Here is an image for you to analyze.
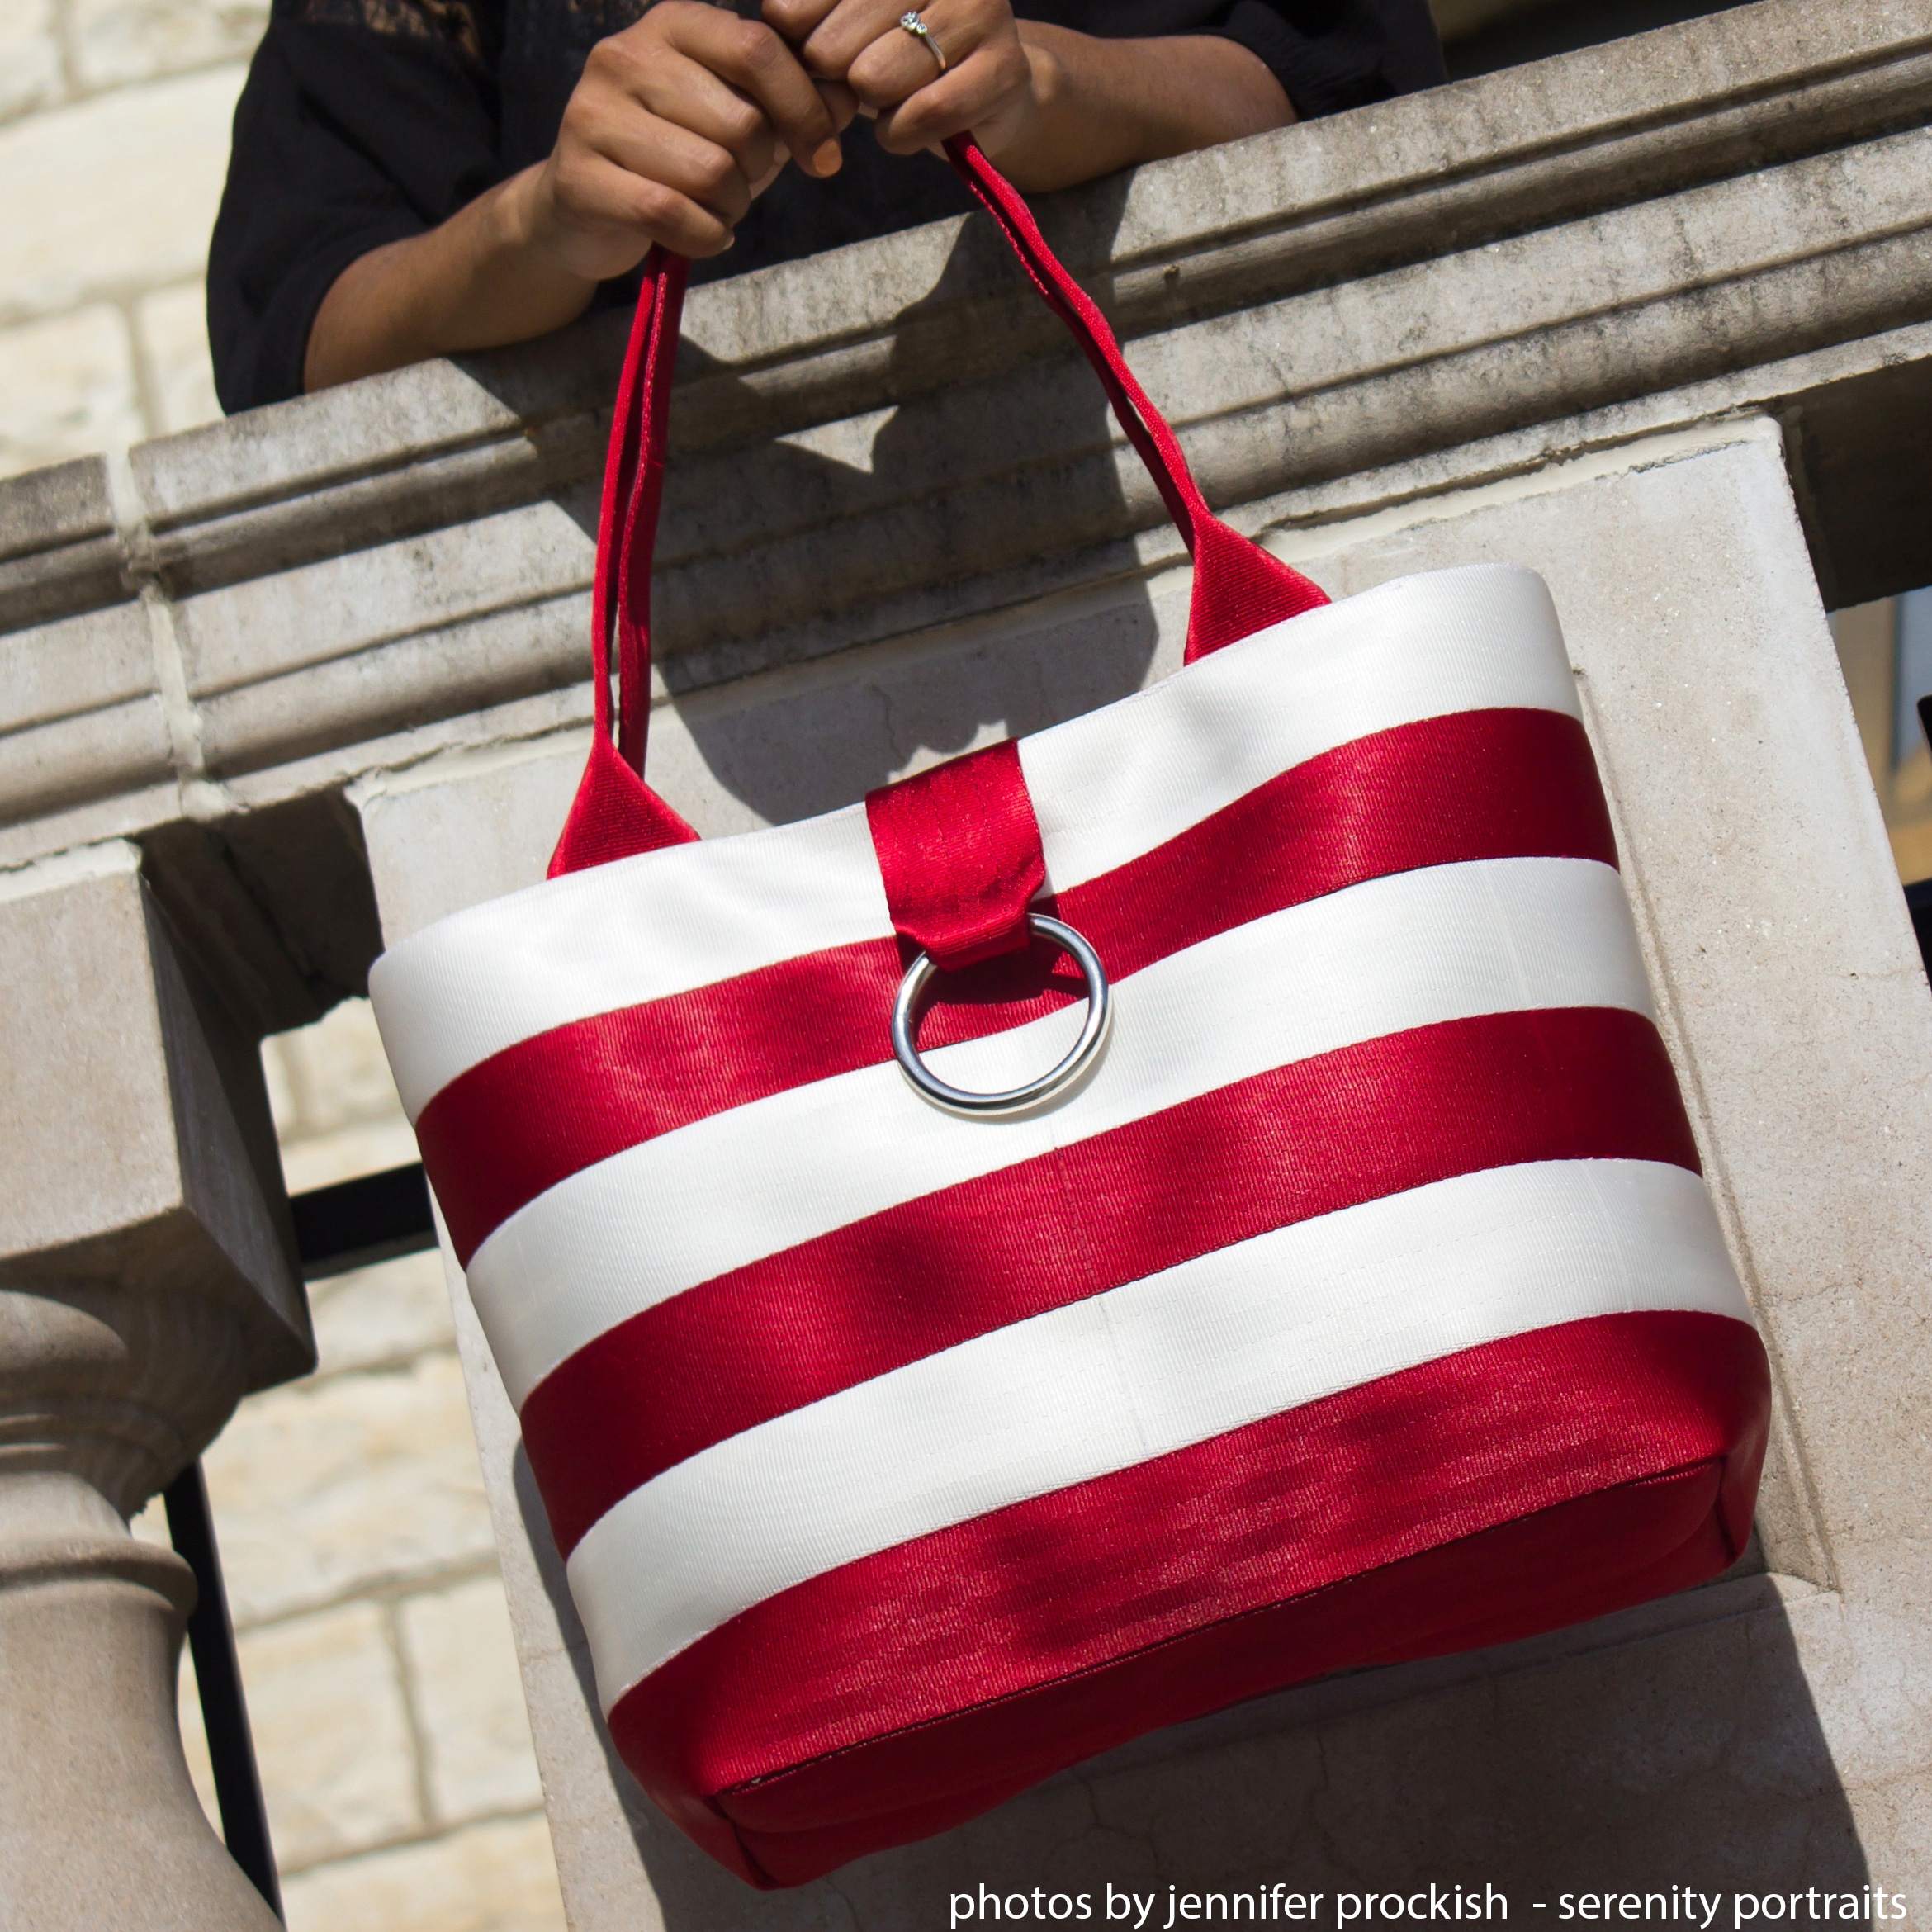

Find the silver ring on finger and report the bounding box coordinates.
[898,9,946,73]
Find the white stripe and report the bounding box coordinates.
[372,804,888,1122]
[371,565,1578,1116]
[568,1157,1750,1711]
[471,856,1650,1408]
[1019,563,1575,891]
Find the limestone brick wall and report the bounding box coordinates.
[0,0,258,472]
[1834,595,1932,883]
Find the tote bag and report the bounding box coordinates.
[369,137,1771,1888]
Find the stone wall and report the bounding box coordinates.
[0,0,258,474]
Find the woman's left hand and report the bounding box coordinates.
[760,0,1041,159]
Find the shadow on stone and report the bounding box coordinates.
[660,185,1161,824]
[451,171,1163,827]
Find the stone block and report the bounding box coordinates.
[173,1635,224,1831]
[0,604,173,823]
[0,0,64,122]
[0,455,133,646]
[1,598,154,738]
[310,1249,455,1378]
[231,1599,420,1870]
[70,0,268,91]
[0,1473,280,1931]
[202,1349,495,1626]
[175,501,594,700]
[125,1498,228,1835]
[278,1812,566,1932]
[198,590,591,782]
[358,734,588,944]
[0,305,143,477]
[0,688,176,822]
[0,451,113,565]
[130,352,537,552]
[397,1574,546,1825]
[0,66,245,327]
[0,842,310,1400]
[135,278,223,436]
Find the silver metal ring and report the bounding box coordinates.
[897,8,946,73]
[891,913,1110,1116]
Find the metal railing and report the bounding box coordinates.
[164,1162,438,1918]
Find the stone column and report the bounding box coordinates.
[0,841,313,1930]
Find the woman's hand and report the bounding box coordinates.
[761,0,1036,160]
[526,0,856,273]
[758,0,1294,192]
[306,0,859,389]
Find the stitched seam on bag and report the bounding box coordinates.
[701,1791,785,1888]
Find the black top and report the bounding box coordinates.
[208,0,1445,414]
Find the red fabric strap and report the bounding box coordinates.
[864,739,1045,968]
[549,245,698,878]
[550,149,1331,877]
[941,135,1329,661]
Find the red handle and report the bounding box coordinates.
[550,139,1328,879]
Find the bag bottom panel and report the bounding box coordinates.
[608,1311,1769,1887]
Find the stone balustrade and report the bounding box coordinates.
[2,0,1930,1923]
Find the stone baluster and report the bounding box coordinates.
[0,841,314,1930]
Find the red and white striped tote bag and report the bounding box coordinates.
[369,139,1770,1889]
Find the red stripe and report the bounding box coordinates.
[424,708,1617,1264]
[607,1309,1769,1886]
[521,1006,1697,1557]
[732,1464,1735,1888]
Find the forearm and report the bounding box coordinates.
[305,168,598,392]
[989,26,1295,193]
[307,5,851,393]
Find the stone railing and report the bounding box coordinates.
[3,0,1931,1922]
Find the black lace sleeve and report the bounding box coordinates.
[207,0,508,413]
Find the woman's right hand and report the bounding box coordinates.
[519,0,855,277]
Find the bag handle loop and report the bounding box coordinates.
[551,136,1328,878]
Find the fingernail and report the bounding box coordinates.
[812,138,842,174]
